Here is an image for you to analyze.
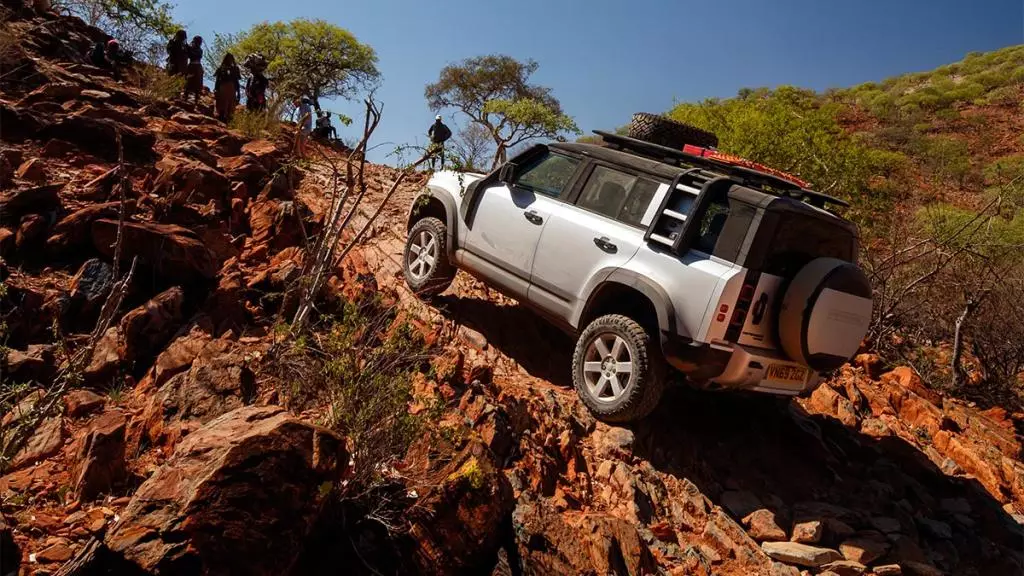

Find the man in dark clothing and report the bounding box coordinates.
[314,111,338,141]
[89,39,130,80]
[244,53,269,112]
[166,30,188,76]
[427,115,452,170]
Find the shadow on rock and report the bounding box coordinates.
[433,294,575,388]
[632,388,1024,575]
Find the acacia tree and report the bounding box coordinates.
[206,19,379,107]
[449,123,492,172]
[425,55,579,168]
[52,0,178,61]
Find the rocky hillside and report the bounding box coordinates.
[1,3,1023,576]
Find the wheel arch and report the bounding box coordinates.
[574,270,676,338]
[408,187,458,256]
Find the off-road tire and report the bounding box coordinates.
[403,217,456,298]
[572,314,666,423]
[628,112,719,149]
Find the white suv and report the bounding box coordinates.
[403,125,873,423]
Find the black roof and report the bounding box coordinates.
[551,141,688,180]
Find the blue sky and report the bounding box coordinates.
[173,0,1024,164]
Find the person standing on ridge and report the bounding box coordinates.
[183,36,204,105]
[166,30,188,77]
[244,53,269,112]
[214,53,241,123]
[427,114,451,170]
[295,97,313,158]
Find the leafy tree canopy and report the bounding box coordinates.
[54,0,178,60]
[207,19,379,104]
[425,55,579,168]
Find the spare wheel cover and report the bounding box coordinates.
[778,257,872,372]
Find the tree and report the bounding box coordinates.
[53,0,178,61]
[205,19,379,106]
[425,55,579,168]
[449,123,492,173]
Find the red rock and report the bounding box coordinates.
[0,183,61,219]
[152,156,231,207]
[36,540,73,563]
[743,509,787,542]
[71,410,127,501]
[1,390,43,428]
[853,353,883,379]
[882,367,942,406]
[4,344,56,385]
[247,198,310,256]
[806,383,860,427]
[43,109,154,162]
[64,389,105,417]
[117,286,184,362]
[15,213,48,252]
[762,541,842,568]
[11,417,63,470]
[47,201,130,256]
[79,166,122,201]
[105,406,349,575]
[839,537,890,564]
[240,139,282,167]
[83,326,122,385]
[0,227,12,256]
[40,138,77,158]
[91,219,218,279]
[791,520,823,544]
[15,158,46,182]
[219,154,268,190]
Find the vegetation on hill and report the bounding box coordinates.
[665,45,1024,408]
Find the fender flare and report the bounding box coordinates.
[409,187,459,258]
[573,268,677,337]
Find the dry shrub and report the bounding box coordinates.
[136,67,185,103]
[229,96,287,138]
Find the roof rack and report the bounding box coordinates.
[593,130,850,209]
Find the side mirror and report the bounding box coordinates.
[498,162,517,184]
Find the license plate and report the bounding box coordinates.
[766,364,808,385]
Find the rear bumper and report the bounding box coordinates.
[663,335,820,396]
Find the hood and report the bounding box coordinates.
[428,170,486,196]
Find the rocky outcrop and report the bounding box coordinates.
[91,219,218,279]
[71,410,127,501]
[103,406,349,575]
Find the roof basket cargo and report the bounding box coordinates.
[594,130,850,210]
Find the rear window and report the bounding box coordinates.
[762,215,856,275]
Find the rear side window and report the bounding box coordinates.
[577,165,661,227]
[514,153,580,199]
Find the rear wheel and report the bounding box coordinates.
[572,314,666,423]
[628,112,719,149]
[403,217,455,298]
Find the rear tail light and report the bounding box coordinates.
[725,276,759,341]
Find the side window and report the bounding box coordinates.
[577,165,662,227]
[695,200,730,254]
[514,153,580,199]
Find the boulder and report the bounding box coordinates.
[15,213,48,253]
[79,166,123,201]
[64,389,105,417]
[71,410,127,501]
[791,519,823,544]
[4,344,56,385]
[47,202,129,256]
[219,154,268,190]
[744,509,788,542]
[595,425,635,459]
[511,502,658,576]
[40,138,78,158]
[83,326,122,385]
[11,416,64,470]
[42,109,154,162]
[117,286,184,363]
[247,198,311,257]
[839,537,891,564]
[0,183,61,222]
[821,560,867,576]
[0,103,46,142]
[139,345,256,449]
[882,367,941,406]
[152,156,231,207]
[404,441,515,574]
[241,139,283,168]
[69,258,114,318]
[104,406,349,575]
[875,565,903,576]
[0,228,12,257]
[761,541,842,568]
[806,383,860,427]
[17,82,82,106]
[15,157,47,182]
[91,219,218,279]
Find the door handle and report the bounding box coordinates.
[593,236,618,253]
[524,210,543,225]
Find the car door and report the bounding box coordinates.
[461,151,582,295]
[529,164,665,321]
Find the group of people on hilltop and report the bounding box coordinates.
[164,31,268,123]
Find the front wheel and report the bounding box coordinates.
[572,314,666,423]
[403,217,456,298]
